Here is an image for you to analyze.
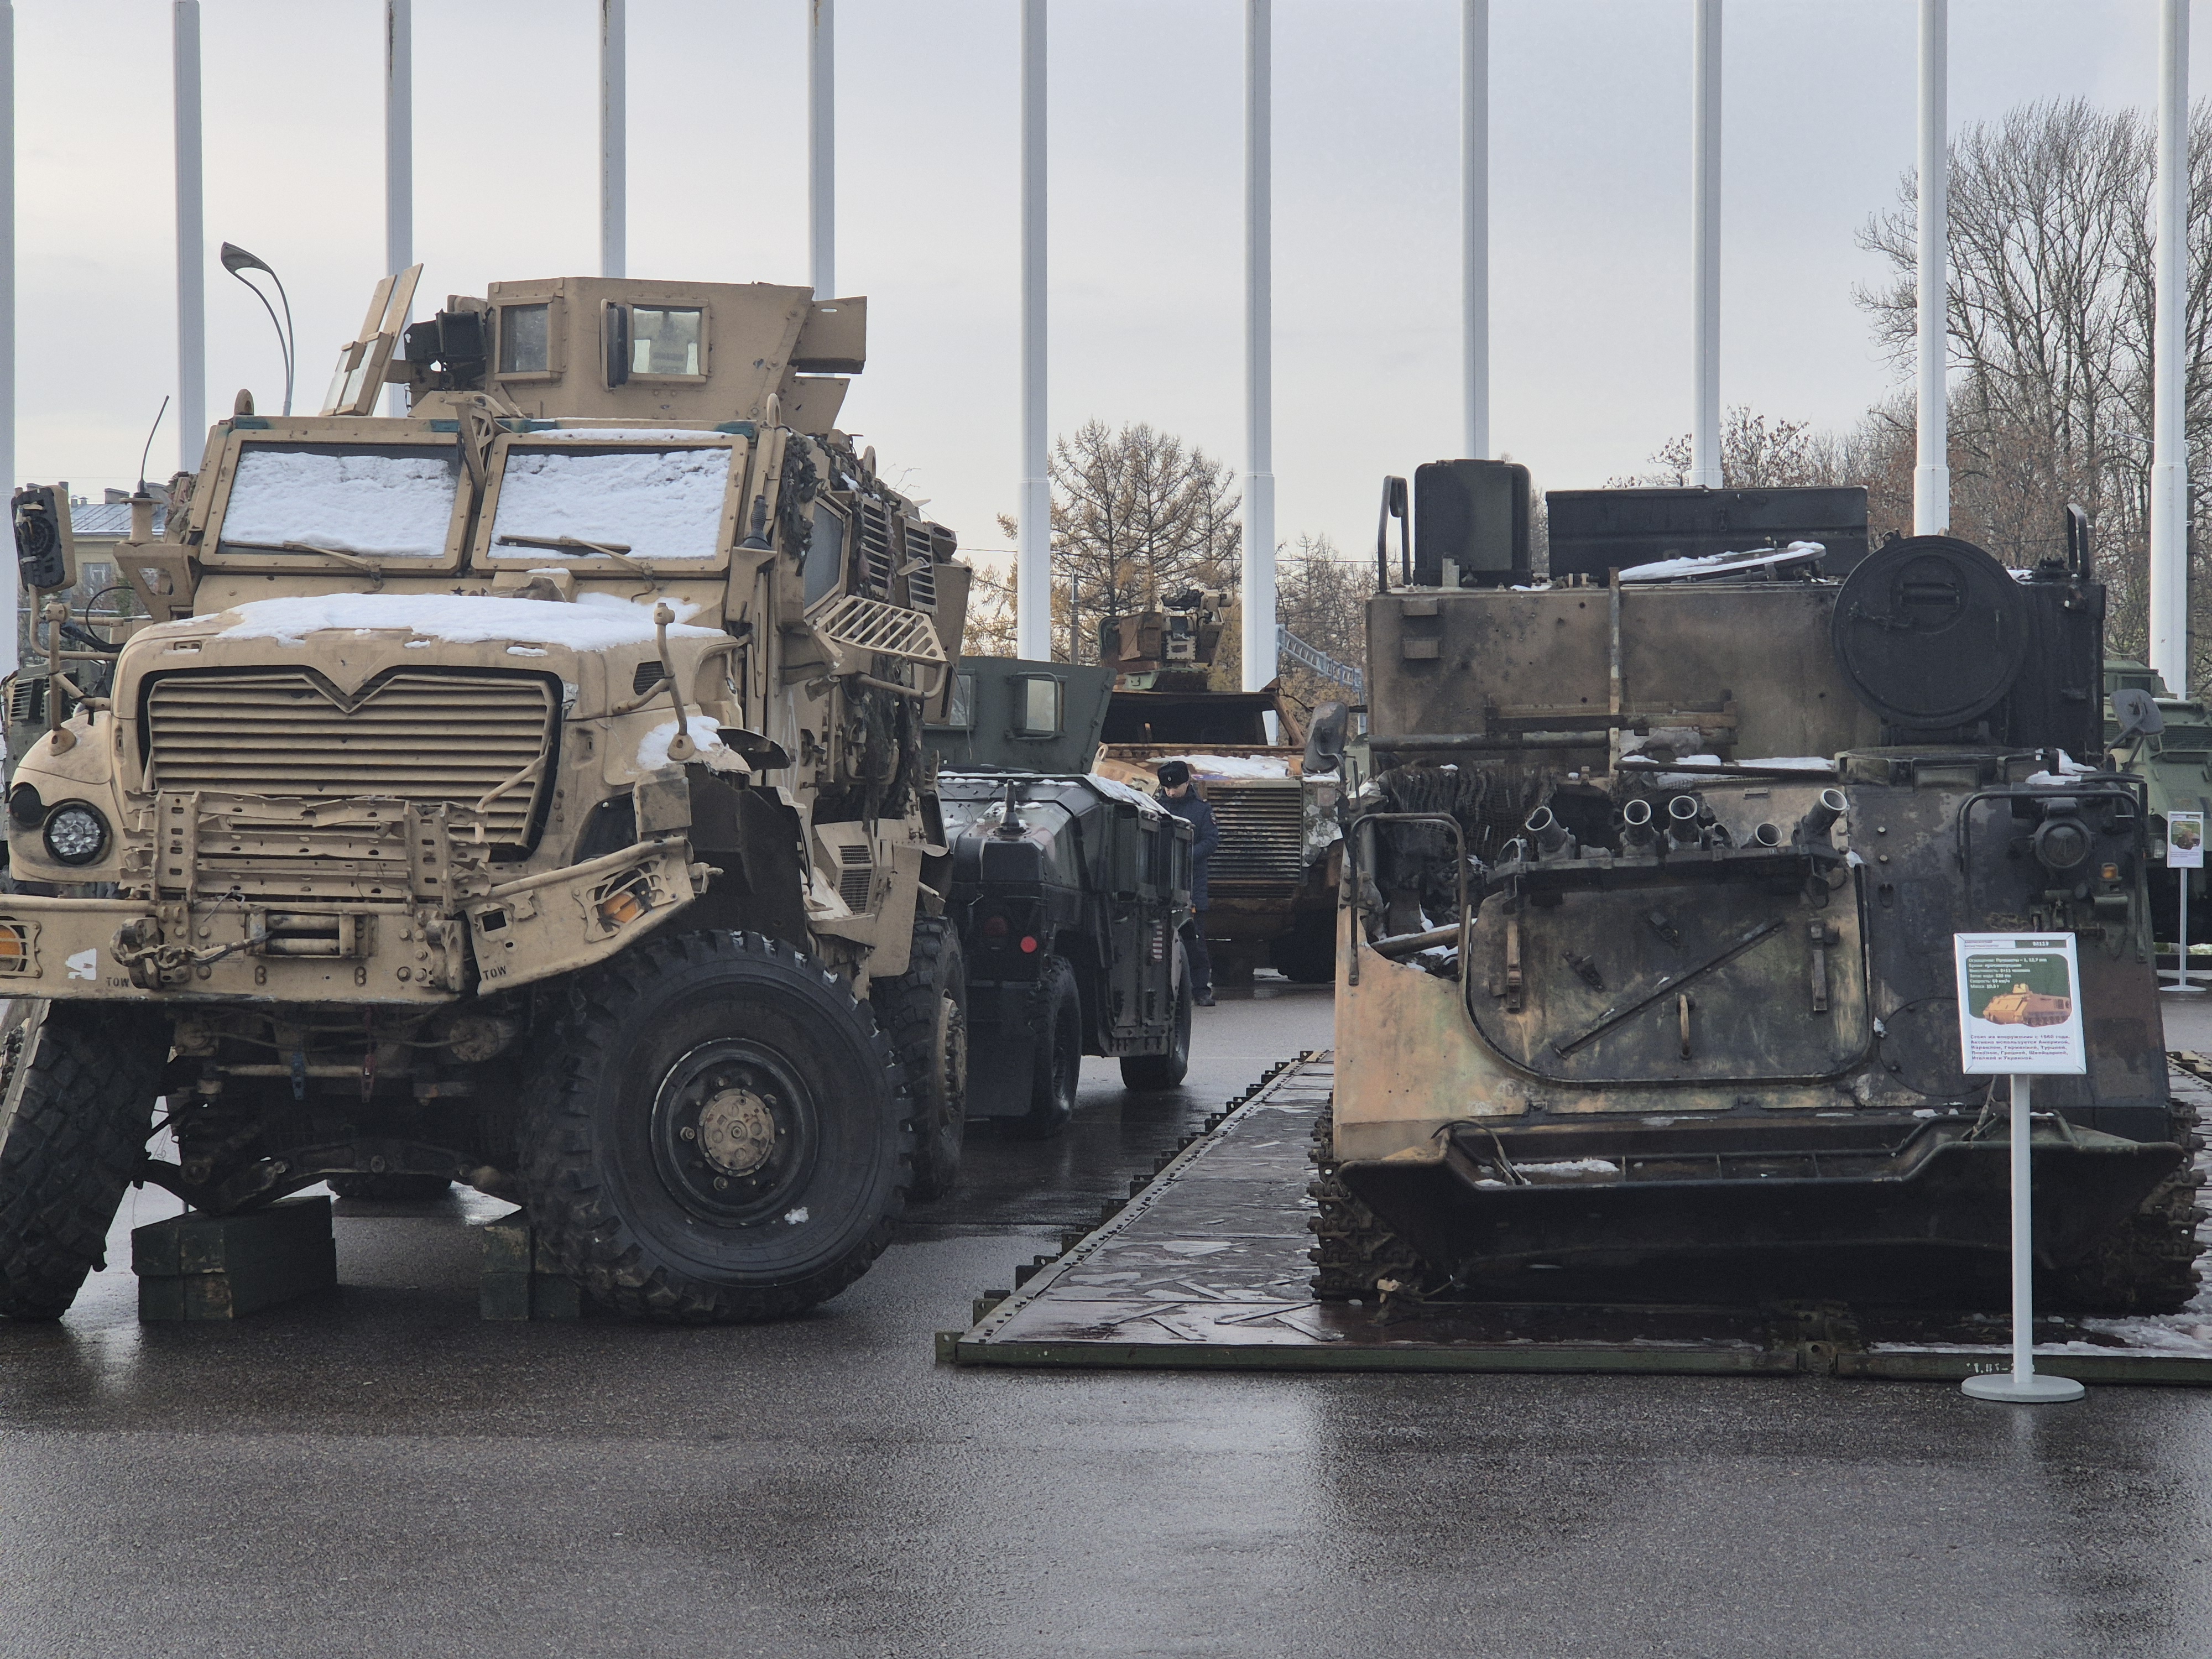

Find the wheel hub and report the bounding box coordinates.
[696,1087,777,1177]
[650,1040,818,1224]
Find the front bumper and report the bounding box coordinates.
[0,838,698,1005]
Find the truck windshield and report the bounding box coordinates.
[489,445,731,565]
[216,444,463,560]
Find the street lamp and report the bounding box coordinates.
[219,242,295,417]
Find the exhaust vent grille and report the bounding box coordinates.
[1204,781,1307,885]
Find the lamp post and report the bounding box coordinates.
[219,242,294,417]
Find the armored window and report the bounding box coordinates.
[488,444,733,565]
[498,304,551,374]
[215,444,466,561]
[629,307,704,377]
[940,672,976,731]
[805,504,847,606]
[1012,675,1063,738]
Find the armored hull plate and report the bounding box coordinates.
[940,1055,2212,1384]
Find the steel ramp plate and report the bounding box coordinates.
[940,1054,2212,1384]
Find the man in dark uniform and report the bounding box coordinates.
[1156,759,1219,1006]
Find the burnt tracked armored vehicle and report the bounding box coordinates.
[0,269,974,1323]
[1318,467,2203,1314]
[927,658,1194,1129]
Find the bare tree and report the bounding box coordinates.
[1272,533,1369,713]
[1619,407,1843,489]
[961,561,1019,657]
[999,421,1243,663]
[1857,97,2212,674]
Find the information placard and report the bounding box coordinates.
[2171,811,2204,870]
[1953,933,2086,1076]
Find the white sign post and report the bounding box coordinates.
[2168,811,2203,993]
[1953,933,2089,1404]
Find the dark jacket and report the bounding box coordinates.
[1161,789,1221,911]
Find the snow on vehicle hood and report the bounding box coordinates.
[1161,752,1295,779]
[1086,774,1167,815]
[158,590,723,651]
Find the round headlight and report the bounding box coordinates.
[42,803,108,866]
[7,782,43,828]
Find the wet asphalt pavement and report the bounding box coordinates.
[3,980,2211,1657]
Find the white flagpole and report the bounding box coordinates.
[1912,0,1948,535]
[0,1,14,676]
[2150,0,2190,697]
[384,0,413,415]
[174,1,205,471]
[809,0,834,300]
[599,0,626,279]
[1016,0,1050,660]
[1462,0,1488,461]
[1242,0,1277,693]
[1687,0,1721,489]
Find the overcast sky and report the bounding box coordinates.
[21,0,2212,567]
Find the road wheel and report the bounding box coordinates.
[870,917,968,1203]
[327,1174,453,1203]
[1306,1107,1436,1301]
[520,930,911,1323]
[2044,1096,2206,1315]
[1269,914,1337,984]
[1120,947,1192,1091]
[0,1000,168,1320]
[1003,956,1081,1140]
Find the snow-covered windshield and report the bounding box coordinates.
[216,444,464,560]
[488,445,733,565]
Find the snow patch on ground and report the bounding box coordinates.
[220,446,460,558]
[185,591,723,651]
[490,446,732,562]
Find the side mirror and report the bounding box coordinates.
[2064,503,2091,575]
[1303,700,1350,775]
[1376,476,1409,592]
[2113,687,2165,742]
[12,484,75,594]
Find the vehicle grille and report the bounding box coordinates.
[1204,780,1307,885]
[143,669,558,848]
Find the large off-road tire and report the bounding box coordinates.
[0,1000,168,1319]
[1269,914,1337,985]
[327,1173,453,1203]
[870,917,968,1203]
[519,930,911,1323]
[1001,955,1082,1140]
[2045,1096,2207,1315]
[1120,949,1192,1092]
[1307,1107,1433,1301]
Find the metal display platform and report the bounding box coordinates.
[940,1055,2212,1384]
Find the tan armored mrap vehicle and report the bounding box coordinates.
[0,271,974,1323]
[1090,592,1340,983]
[1321,463,2200,1314]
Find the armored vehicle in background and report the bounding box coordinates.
[926,658,1194,1126]
[0,268,973,1324]
[2104,658,2210,945]
[1318,465,2201,1314]
[1090,591,1339,983]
